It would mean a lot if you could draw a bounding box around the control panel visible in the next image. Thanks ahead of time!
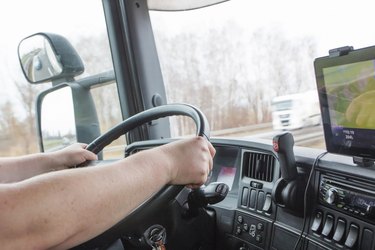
[310,208,374,249]
[319,176,375,221]
[310,174,375,249]
[233,212,270,249]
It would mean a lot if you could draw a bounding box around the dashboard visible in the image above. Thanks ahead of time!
[124,136,375,250]
[210,137,375,250]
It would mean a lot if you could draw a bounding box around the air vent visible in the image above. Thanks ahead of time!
[125,147,150,157]
[242,151,275,182]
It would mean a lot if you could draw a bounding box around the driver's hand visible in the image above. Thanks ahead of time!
[157,137,216,188]
[49,143,98,170]
[346,90,375,128]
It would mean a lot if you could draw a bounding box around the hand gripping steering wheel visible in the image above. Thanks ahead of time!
[72,103,210,250]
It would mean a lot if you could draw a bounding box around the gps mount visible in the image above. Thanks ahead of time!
[328,45,354,58]
[353,156,375,168]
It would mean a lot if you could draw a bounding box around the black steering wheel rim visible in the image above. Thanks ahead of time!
[72,103,210,250]
[86,103,209,154]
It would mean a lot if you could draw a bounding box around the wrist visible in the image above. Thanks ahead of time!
[154,146,176,184]
[141,146,175,184]
[45,151,66,170]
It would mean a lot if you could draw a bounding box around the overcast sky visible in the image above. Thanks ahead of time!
[151,0,375,56]
[1,0,375,108]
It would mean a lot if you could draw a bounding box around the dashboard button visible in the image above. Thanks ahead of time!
[360,228,373,250]
[237,215,243,224]
[321,214,334,238]
[250,181,263,189]
[311,211,323,233]
[262,194,272,213]
[333,219,346,243]
[366,205,375,219]
[241,188,249,206]
[344,224,359,249]
[257,191,265,211]
[249,189,256,209]
[324,188,338,204]
[256,234,262,243]
[257,223,264,231]
[235,225,242,235]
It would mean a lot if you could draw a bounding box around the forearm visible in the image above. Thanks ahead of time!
[0,148,170,250]
[0,143,96,183]
[0,153,64,183]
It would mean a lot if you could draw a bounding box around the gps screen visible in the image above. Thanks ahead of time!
[315,46,375,159]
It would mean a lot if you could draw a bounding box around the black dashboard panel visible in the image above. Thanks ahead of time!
[211,138,375,250]
[125,137,375,250]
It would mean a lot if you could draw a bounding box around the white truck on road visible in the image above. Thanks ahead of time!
[271,90,321,130]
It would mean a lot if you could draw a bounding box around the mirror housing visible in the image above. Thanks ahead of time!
[18,33,84,84]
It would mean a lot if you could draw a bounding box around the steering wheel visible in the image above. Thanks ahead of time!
[72,103,210,249]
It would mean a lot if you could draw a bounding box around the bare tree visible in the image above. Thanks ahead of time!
[153,20,318,135]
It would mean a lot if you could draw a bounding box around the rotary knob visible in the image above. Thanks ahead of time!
[324,188,338,205]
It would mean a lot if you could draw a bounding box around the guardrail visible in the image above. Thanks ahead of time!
[294,130,324,147]
[211,123,272,136]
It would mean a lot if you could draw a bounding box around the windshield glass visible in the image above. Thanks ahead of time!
[273,101,292,112]
[150,0,375,149]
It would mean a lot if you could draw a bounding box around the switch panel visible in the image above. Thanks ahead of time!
[233,212,267,248]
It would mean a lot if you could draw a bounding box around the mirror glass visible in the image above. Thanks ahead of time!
[41,86,77,151]
[18,34,63,83]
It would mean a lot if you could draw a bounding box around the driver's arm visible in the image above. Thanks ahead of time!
[0,136,215,250]
[0,143,97,183]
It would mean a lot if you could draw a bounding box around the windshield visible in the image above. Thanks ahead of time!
[273,101,292,112]
[149,0,375,149]
[1,0,375,156]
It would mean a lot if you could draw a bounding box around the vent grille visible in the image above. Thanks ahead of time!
[125,147,150,157]
[242,151,275,182]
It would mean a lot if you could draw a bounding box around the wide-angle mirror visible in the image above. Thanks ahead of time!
[18,34,63,83]
[40,86,77,151]
[18,33,84,84]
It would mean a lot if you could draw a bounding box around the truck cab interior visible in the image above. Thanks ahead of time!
[3,0,375,249]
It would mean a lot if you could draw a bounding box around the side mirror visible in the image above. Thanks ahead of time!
[37,83,102,153]
[18,33,84,84]
[39,85,77,151]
